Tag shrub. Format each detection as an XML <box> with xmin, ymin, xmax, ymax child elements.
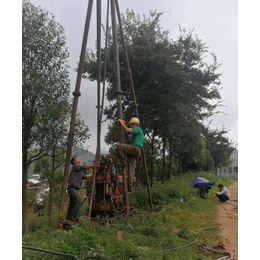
<box><xmin>23</xmin><ymin>172</ymin><xmax>233</xmax><ymax>259</ymax></box>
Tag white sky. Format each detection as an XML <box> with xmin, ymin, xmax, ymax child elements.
<box><xmin>26</xmin><ymin>0</ymin><xmax>238</xmax><ymax>154</ymax></box>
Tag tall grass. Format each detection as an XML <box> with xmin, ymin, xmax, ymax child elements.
<box><xmin>23</xmin><ymin>172</ymin><xmax>236</xmax><ymax>259</ymax></box>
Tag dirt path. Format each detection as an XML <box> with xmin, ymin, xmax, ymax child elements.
<box><xmin>214</xmin><ymin>182</ymin><xmax>238</xmax><ymax>259</ymax></box>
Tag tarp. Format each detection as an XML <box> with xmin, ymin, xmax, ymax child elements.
<box><xmin>190</xmin><ymin>177</ymin><xmax>215</xmax><ymax>187</ymax></box>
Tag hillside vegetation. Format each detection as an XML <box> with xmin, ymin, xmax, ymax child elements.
<box><xmin>22</xmin><ymin>172</ymin><xmax>236</xmax><ymax>260</ymax></box>
<box><xmin>22</xmin><ymin>1</ymin><xmax>236</xmax><ymax>236</ymax></box>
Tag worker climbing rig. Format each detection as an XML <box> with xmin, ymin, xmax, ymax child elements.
<box><xmin>58</xmin><ymin>0</ymin><xmax>153</xmax><ymax>227</ymax></box>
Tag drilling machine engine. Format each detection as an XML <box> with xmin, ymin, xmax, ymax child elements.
<box><xmin>87</xmin><ymin>158</ymin><xmax>126</xmax><ymax>218</ymax></box>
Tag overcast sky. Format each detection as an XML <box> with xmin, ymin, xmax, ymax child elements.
<box><xmin>29</xmin><ymin>0</ymin><xmax>238</xmax><ymax>154</ymax></box>
<box><xmin>5</xmin><ymin>1</ymin><xmax>260</xmax><ymax>255</ymax></box>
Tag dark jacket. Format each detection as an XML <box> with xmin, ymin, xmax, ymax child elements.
<box><xmin>67</xmin><ymin>165</ymin><xmax>87</xmax><ymax>189</ymax></box>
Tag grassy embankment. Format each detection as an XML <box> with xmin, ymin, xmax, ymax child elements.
<box><xmin>22</xmin><ymin>172</ymin><xmax>237</xmax><ymax>260</ymax></box>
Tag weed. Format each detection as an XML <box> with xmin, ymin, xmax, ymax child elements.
<box><xmin>177</xmin><ymin>225</ymin><xmax>190</xmax><ymax>238</ymax></box>
<box><xmin>23</xmin><ymin>172</ymin><xmax>234</xmax><ymax>259</ymax></box>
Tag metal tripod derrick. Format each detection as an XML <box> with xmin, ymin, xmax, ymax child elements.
<box><xmin>58</xmin><ymin>0</ymin><xmax>153</xmax><ymax>224</ymax></box>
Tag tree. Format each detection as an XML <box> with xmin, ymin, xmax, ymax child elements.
<box><xmin>203</xmin><ymin>127</ymin><xmax>236</xmax><ymax>173</ymax></box>
<box><xmin>33</xmin><ymin>155</ymin><xmax>63</xmax><ymax>222</ymax></box>
<box><xmin>33</xmin><ymin>114</ymin><xmax>90</xmax><ymax>225</ymax></box>
<box><xmin>82</xmin><ymin>9</ymin><xmax>231</xmax><ymax>179</ymax></box>
<box><xmin>23</xmin><ymin>0</ymin><xmax>70</xmax><ymax>234</ymax></box>
<box><xmin>183</xmin><ymin>139</ymin><xmax>214</xmax><ymax>172</ymax></box>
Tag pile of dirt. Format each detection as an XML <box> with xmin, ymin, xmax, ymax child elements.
<box><xmin>214</xmin><ymin>182</ymin><xmax>238</xmax><ymax>259</ymax></box>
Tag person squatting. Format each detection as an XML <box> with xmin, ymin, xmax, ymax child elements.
<box><xmin>212</xmin><ymin>184</ymin><xmax>230</xmax><ymax>202</ymax></box>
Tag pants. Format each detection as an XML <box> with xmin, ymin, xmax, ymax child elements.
<box><xmin>216</xmin><ymin>193</ymin><xmax>229</xmax><ymax>202</ymax></box>
<box><xmin>116</xmin><ymin>143</ymin><xmax>141</xmax><ymax>187</ymax></box>
<box><xmin>66</xmin><ymin>187</ymin><xmax>82</xmax><ymax>220</ymax></box>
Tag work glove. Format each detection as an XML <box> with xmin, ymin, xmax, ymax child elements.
<box><xmin>95</xmin><ymin>161</ymin><xmax>100</xmax><ymax>167</ymax></box>
<box><xmin>117</xmin><ymin>119</ymin><xmax>126</xmax><ymax>126</ymax></box>
<box><xmin>88</xmin><ymin>162</ymin><xmax>100</xmax><ymax>168</ymax></box>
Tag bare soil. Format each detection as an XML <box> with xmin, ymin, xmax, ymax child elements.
<box><xmin>214</xmin><ymin>182</ymin><xmax>238</xmax><ymax>259</ymax></box>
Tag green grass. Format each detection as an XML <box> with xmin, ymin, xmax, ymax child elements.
<box><xmin>23</xmin><ymin>172</ymin><xmax>237</xmax><ymax>259</ymax></box>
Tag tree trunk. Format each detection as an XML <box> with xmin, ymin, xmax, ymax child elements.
<box><xmin>161</xmin><ymin>138</ymin><xmax>165</xmax><ymax>184</ymax></box>
<box><xmin>168</xmin><ymin>146</ymin><xmax>172</xmax><ymax>179</ymax></box>
<box><xmin>22</xmin><ymin>148</ymin><xmax>29</xmax><ymax>235</ymax></box>
<box><xmin>177</xmin><ymin>154</ymin><xmax>182</xmax><ymax>176</ymax></box>
<box><xmin>48</xmin><ymin>148</ymin><xmax>56</xmax><ymax>226</ymax></box>
<box><xmin>150</xmin><ymin>133</ymin><xmax>155</xmax><ymax>187</ymax></box>
<box><xmin>182</xmin><ymin>155</ymin><xmax>187</xmax><ymax>173</ymax></box>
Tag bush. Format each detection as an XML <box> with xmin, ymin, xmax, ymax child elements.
<box><xmin>23</xmin><ymin>172</ymin><xmax>234</xmax><ymax>259</ymax></box>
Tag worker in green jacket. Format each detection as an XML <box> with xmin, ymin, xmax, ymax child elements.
<box><xmin>117</xmin><ymin>117</ymin><xmax>144</xmax><ymax>192</ymax></box>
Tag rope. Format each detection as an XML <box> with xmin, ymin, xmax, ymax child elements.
<box><xmin>161</xmin><ymin>236</ymin><xmax>198</xmax><ymax>252</ymax></box>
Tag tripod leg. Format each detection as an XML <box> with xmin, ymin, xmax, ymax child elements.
<box><xmin>122</xmin><ymin>165</ymin><xmax>129</xmax><ymax>221</ymax></box>
<box><xmin>81</xmin><ymin>196</ymin><xmax>88</xmax><ymax>205</ymax></box>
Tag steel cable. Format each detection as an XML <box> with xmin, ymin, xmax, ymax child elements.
<box><xmin>23</xmin><ymin>236</ymin><xmax>198</xmax><ymax>258</ymax></box>
<box><xmin>161</xmin><ymin>236</ymin><xmax>198</xmax><ymax>252</ymax></box>
<box><xmin>22</xmin><ymin>245</ymin><xmax>100</xmax><ymax>259</ymax></box>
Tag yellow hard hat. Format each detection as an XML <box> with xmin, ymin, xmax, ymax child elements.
<box><xmin>129</xmin><ymin>117</ymin><xmax>140</xmax><ymax>125</ymax></box>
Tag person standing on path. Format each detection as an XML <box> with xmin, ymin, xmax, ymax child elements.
<box><xmin>116</xmin><ymin>117</ymin><xmax>144</xmax><ymax>192</ymax></box>
<box><xmin>66</xmin><ymin>157</ymin><xmax>98</xmax><ymax>221</ymax></box>
<box><xmin>212</xmin><ymin>184</ymin><xmax>230</xmax><ymax>202</ymax></box>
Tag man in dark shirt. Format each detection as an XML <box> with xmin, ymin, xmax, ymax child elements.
<box><xmin>66</xmin><ymin>157</ymin><xmax>96</xmax><ymax>221</ymax></box>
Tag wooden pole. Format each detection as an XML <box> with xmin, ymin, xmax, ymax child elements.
<box><xmin>110</xmin><ymin>0</ymin><xmax>129</xmax><ymax>221</ymax></box>
<box><xmin>88</xmin><ymin>0</ymin><xmax>102</xmax><ymax>221</ymax></box>
<box><xmin>58</xmin><ymin>0</ymin><xmax>94</xmax><ymax>220</ymax></box>
<box><xmin>115</xmin><ymin>0</ymin><xmax>153</xmax><ymax>211</ymax></box>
